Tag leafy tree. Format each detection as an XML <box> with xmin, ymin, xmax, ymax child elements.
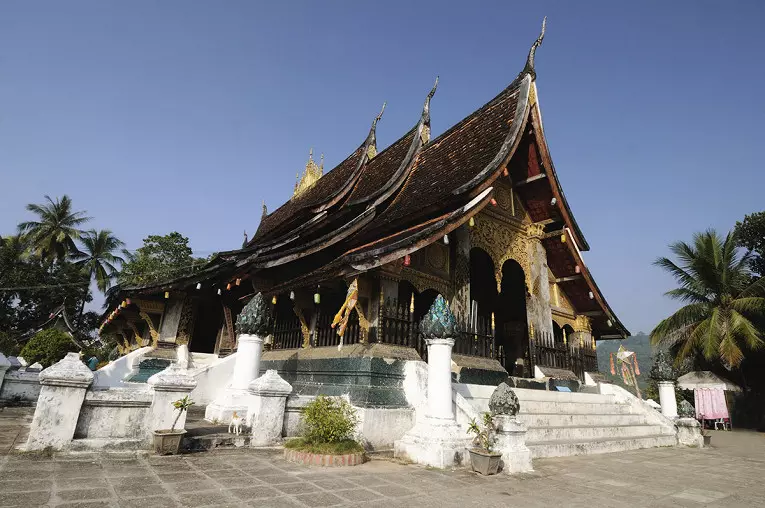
<box><xmin>70</xmin><ymin>229</ymin><xmax>126</xmax><ymax>324</ymax></box>
<box><xmin>0</xmin><ymin>330</ymin><xmax>20</xmax><ymax>357</ymax></box>
<box><xmin>17</xmin><ymin>195</ymin><xmax>90</xmax><ymax>263</ymax></box>
<box><xmin>735</xmin><ymin>211</ymin><xmax>765</xmax><ymax>278</ymax></box>
<box><xmin>651</xmin><ymin>229</ymin><xmax>765</xmax><ymax>369</ymax></box>
<box><xmin>19</xmin><ymin>328</ymin><xmax>78</xmax><ymax>367</ymax></box>
<box><xmin>118</xmin><ymin>232</ymin><xmax>205</xmax><ymax>287</ymax></box>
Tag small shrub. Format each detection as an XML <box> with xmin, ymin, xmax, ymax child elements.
<box><xmin>0</xmin><ymin>330</ymin><xmax>21</xmax><ymax>357</ymax></box>
<box><xmin>467</xmin><ymin>412</ymin><xmax>496</xmax><ymax>452</ymax></box>
<box><xmin>19</xmin><ymin>329</ymin><xmax>77</xmax><ymax>367</ymax></box>
<box><xmin>284</xmin><ymin>437</ymin><xmax>364</xmax><ymax>454</ymax></box>
<box><xmin>300</xmin><ymin>395</ymin><xmax>358</xmax><ymax>444</ymax></box>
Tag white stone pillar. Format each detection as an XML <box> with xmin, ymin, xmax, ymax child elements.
<box><xmin>394</xmin><ymin>295</ymin><xmax>471</xmax><ymax>468</ymax></box>
<box><xmin>0</xmin><ymin>353</ymin><xmax>10</xmax><ymax>395</ymax></box>
<box><xmin>247</xmin><ymin>369</ymin><xmax>292</xmax><ymax>446</ymax></box>
<box><xmin>658</xmin><ymin>380</ymin><xmax>678</xmax><ymax>419</ymax></box>
<box><xmin>148</xmin><ymin>365</ymin><xmax>197</xmax><ymax>435</ymax></box>
<box><xmin>426</xmin><ymin>337</ymin><xmax>455</xmax><ymax>420</ymax></box>
<box><xmin>25</xmin><ymin>353</ymin><xmax>94</xmax><ymax>451</ymax></box>
<box><xmin>231</xmin><ymin>334</ymin><xmax>264</xmax><ymax>390</ymax></box>
<box><xmin>493</xmin><ymin>415</ymin><xmax>533</xmax><ymax>473</ymax></box>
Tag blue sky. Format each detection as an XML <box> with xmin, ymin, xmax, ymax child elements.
<box><xmin>1</xmin><ymin>1</ymin><xmax>764</xmax><ymax>333</ymax></box>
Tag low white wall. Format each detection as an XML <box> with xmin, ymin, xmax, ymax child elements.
<box><xmin>598</xmin><ymin>383</ymin><xmax>678</xmax><ymax>436</ymax></box>
<box><xmin>190</xmin><ymin>353</ymin><xmax>237</xmax><ymax>405</ymax></box>
<box><xmin>0</xmin><ymin>370</ymin><xmax>41</xmax><ymax>403</ymax></box>
<box><xmin>356</xmin><ymin>407</ymin><xmax>415</xmax><ymax>450</ymax></box>
<box><xmin>93</xmin><ymin>347</ymin><xmax>153</xmax><ymax>387</ymax></box>
<box><xmin>283</xmin><ymin>394</ymin><xmax>314</xmax><ymax>438</ymax></box>
<box><xmin>74</xmin><ymin>388</ymin><xmax>152</xmax><ymax>440</ymax></box>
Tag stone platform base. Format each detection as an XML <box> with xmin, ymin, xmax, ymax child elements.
<box><xmin>204</xmin><ymin>388</ymin><xmax>251</xmax><ymax>424</ymax></box>
<box><xmin>394</xmin><ymin>417</ymin><xmax>470</xmax><ymax>468</ymax></box>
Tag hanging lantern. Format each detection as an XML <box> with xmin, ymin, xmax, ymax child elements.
<box><xmin>561</xmin><ymin>234</ymin><xmax>566</xmax><ymax>243</ymax></box>
<box><xmin>607</xmin><ymin>319</ymin><xmax>613</xmax><ymax>327</ymax></box>
<box><xmin>469</xmin><ymin>217</ymin><xmax>475</xmax><ymax>227</ymax></box>
<box><xmin>226</xmin><ymin>283</ymin><xmax>232</xmax><ymax>291</ymax></box>
<box><xmin>443</xmin><ymin>234</ymin><xmax>449</xmax><ymax>245</ymax></box>
<box><xmin>164</xmin><ymin>291</ymin><xmax>170</xmax><ymax>299</ymax></box>
<box><xmin>217</xmin><ymin>288</ymin><xmax>222</xmax><ymax>295</ymax></box>
<box><xmin>196</xmin><ymin>283</ymin><xmax>202</xmax><ymax>290</ymax></box>
<box><xmin>502</xmin><ymin>168</ymin><xmax>509</xmax><ymax>177</ymax></box>
<box><xmin>403</xmin><ymin>254</ymin><xmax>411</xmax><ymax>267</ymax></box>
<box><xmin>121</xmin><ymin>301</ymin><xmax>127</xmax><ymax>308</ymax></box>
<box><xmin>289</xmin><ymin>290</ymin><xmax>295</xmax><ymax>301</ymax></box>
<box><xmin>490</xmin><ymin>198</ymin><xmax>497</xmax><ymax>207</ymax></box>
<box><xmin>410</xmin><ymin>293</ymin><xmax>415</xmax><ymax>313</ymax></box>
<box><xmin>575</xmin><ymin>265</ymin><xmax>581</xmax><ymax>274</ymax></box>
<box><xmin>236</xmin><ymin>278</ymin><xmax>241</xmax><ymax>286</ymax></box>
<box><xmin>272</xmin><ymin>295</ymin><xmax>277</xmax><ymax>305</ymax></box>
<box><xmin>588</xmin><ymin>291</ymin><xmax>594</xmax><ymax>300</ymax></box>
<box><xmin>551</xmin><ymin>197</ymin><xmax>557</xmax><ymax>206</ymax></box>
<box><xmin>314</xmin><ymin>289</ymin><xmax>321</xmax><ymax>305</ymax></box>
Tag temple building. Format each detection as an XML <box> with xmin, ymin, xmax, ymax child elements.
<box><xmin>101</xmin><ymin>22</ymin><xmax>629</xmax><ymax>406</ymax></box>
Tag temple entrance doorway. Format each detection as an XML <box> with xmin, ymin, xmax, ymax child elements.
<box><xmin>497</xmin><ymin>259</ymin><xmax>528</xmax><ymax>376</ymax></box>
<box><xmin>189</xmin><ymin>300</ymin><xmax>222</xmax><ymax>353</ymax></box>
<box><xmin>397</xmin><ymin>281</ymin><xmax>439</xmax><ymax>322</ymax></box>
<box><xmin>469</xmin><ymin>247</ymin><xmax>500</xmax><ymax>361</ymax></box>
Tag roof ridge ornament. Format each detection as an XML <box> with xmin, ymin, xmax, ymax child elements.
<box><xmin>293</xmin><ymin>147</ymin><xmax>324</xmax><ymax>198</ymax></box>
<box><xmin>523</xmin><ymin>16</ymin><xmax>546</xmax><ymax>80</ymax></box>
<box><xmin>420</xmin><ymin>76</ymin><xmax>439</xmax><ymax>144</ymax></box>
<box><xmin>366</xmin><ymin>102</ymin><xmax>387</xmax><ymax>160</ymax></box>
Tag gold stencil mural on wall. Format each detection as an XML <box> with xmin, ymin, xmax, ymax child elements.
<box><xmin>470</xmin><ymin>212</ymin><xmax>531</xmax><ymax>292</ymax></box>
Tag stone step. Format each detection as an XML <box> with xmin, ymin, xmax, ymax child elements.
<box><xmin>527</xmin><ymin>434</ymin><xmax>677</xmax><ymax>458</ymax></box>
<box><xmin>513</xmin><ymin>388</ymin><xmax>616</xmax><ymax>404</ymax></box>
<box><xmin>182</xmin><ymin>431</ymin><xmax>251</xmax><ymax>451</ymax></box>
<box><xmin>526</xmin><ymin>424</ymin><xmax>670</xmax><ymax>442</ymax></box>
<box><xmin>519</xmin><ymin>400</ymin><xmax>633</xmax><ymax>415</ymax></box>
<box><xmin>517</xmin><ymin>413</ymin><xmax>648</xmax><ymax>428</ymax></box>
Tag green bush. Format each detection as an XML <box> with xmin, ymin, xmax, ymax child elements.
<box><xmin>0</xmin><ymin>330</ymin><xmax>21</xmax><ymax>357</ymax></box>
<box><xmin>19</xmin><ymin>329</ymin><xmax>78</xmax><ymax>367</ymax></box>
<box><xmin>284</xmin><ymin>437</ymin><xmax>364</xmax><ymax>454</ymax></box>
<box><xmin>300</xmin><ymin>395</ymin><xmax>358</xmax><ymax>444</ymax></box>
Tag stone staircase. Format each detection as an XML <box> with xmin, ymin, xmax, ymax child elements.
<box><xmin>454</xmin><ymin>384</ymin><xmax>677</xmax><ymax>459</ymax></box>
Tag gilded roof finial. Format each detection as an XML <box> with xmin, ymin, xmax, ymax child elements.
<box><xmin>523</xmin><ymin>17</ymin><xmax>546</xmax><ymax>80</ymax></box>
<box><xmin>420</xmin><ymin>76</ymin><xmax>439</xmax><ymax>144</ymax></box>
<box><xmin>293</xmin><ymin>147</ymin><xmax>324</xmax><ymax>198</ymax></box>
<box><xmin>366</xmin><ymin>102</ymin><xmax>387</xmax><ymax>160</ymax></box>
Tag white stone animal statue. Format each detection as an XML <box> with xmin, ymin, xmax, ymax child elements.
<box><xmin>229</xmin><ymin>412</ymin><xmax>244</xmax><ymax>436</ymax></box>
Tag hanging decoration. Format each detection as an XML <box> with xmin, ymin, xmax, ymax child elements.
<box><xmin>331</xmin><ymin>278</ymin><xmax>359</xmax><ymax>350</ymax></box>
<box><xmin>490</xmin><ymin>198</ymin><xmax>498</xmax><ymax>207</ymax></box>
<box><xmin>217</xmin><ymin>288</ymin><xmax>222</xmax><ymax>295</ymax></box>
<box><xmin>443</xmin><ymin>234</ymin><xmax>449</xmax><ymax>245</ymax></box>
<box><xmin>502</xmin><ymin>168</ymin><xmax>509</xmax><ymax>177</ymax></box>
<box><xmin>614</xmin><ymin>345</ymin><xmax>642</xmax><ymax>398</ymax></box>
<box><xmin>164</xmin><ymin>291</ymin><xmax>170</xmax><ymax>299</ymax></box>
<box><xmin>272</xmin><ymin>295</ymin><xmax>277</xmax><ymax>305</ymax></box>
<box><xmin>196</xmin><ymin>283</ymin><xmax>202</xmax><ymax>290</ymax></box>
<box><xmin>236</xmin><ymin>278</ymin><xmax>241</xmax><ymax>286</ymax></box>
<box><xmin>610</xmin><ymin>353</ymin><xmax>616</xmax><ymax>375</ymax></box>
<box><xmin>403</xmin><ymin>254</ymin><xmax>411</xmax><ymax>266</ymax></box>
<box><xmin>633</xmin><ymin>355</ymin><xmax>641</xmax><ymax>376</ymax></box>
<box><xmin>469</xmin><ymin>217</ymin><xmax>475</xmax><ymax>227</ymax></box>
<box><xmin>289</xmin><ymin>290</ymin><xmax>295</xmax><ymax>301</ymax></box>
<box><xmin>226</xmin><ymin>283</ymin><xmax>232</xmax><ymax>291</ymax></box>
<box><xmin>314</xmin><ymin>285</ymin><xmax>321</xmax><ymax>304</ymax></box>
<box><xmin>409</xmin><ymin>293</ymin><xmax>415</xmax><ymax>313</ymax></box>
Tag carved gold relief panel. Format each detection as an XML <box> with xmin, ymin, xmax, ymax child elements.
<box><xmin>469</xmin><ymin>212</ymin><xmax>531</xmax><ymax>292</ymax></box>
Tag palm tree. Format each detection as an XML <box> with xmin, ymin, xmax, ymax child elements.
<box><xmin>0</xmin><ymin>235</ymin><xmax>27</xmax><ymax>281</ymax></box>
<box><xmin>651</xmin><ymin>229</ymin><xmax>765</xmax><ymax>369</ymax></box>
<box><xmin>17</xmin><ymin>195</ymin><xmax>90</xmax><ymax>263</ymax></box>
<box><xmin>71</xmin><ymin>229</ymin><xmax>126</xmax><ymax>322</ymax></box>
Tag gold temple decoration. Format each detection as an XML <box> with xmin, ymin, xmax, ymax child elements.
<box><xmin>138</xmin><ymin>311</ymin><xmax>160</xmax><ymax>347</ymax></box>
<box><xmin>469</xmin><ymin>213</ymin><xmax>532</xmax><ymax>292</ymax></box>
<box><xmin>526</xmin><ymin>222</ymin><xmax>545</xmax><ymax>240</ymax></box>
<box><xmin>574</xmin><ymin>315</ymin><xmax>592</xmax><ymax>333</ymax></box>
<box><xmin>293</xmin><ymin>148</ymin><xmax>324</xmax><ymax>198</ymax></box>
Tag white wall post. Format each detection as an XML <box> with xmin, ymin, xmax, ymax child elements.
<box><xmin>231</xmin><ymin>334</ymin><xmax>264</xmax><ymax>390</ymax></box>
<box><xmin>426</xmin><ymin>337</ymin><xmax>456</xmax><ymax>420</ymax></box>
<box><xmin>658</xmin><ymin>380</ymin><xmax>678</xmax><ymax>419</ymax></box>
<box><xmin>0</xmin><ymin>353</ymin><xmax>10</xmax><ymax>395</ymax></box>
<box><xmin>25</xmin><ymin>353</ymin><xmax>94</xmax><ymax>451</ymax></box>
<box><xmin>148</xmin><ymin>365</ymin><xmax>197</xmax><ymax>434</ymax></box>
<box><xmin>247</xmin><ymin>369</ymin><xmax>292</xmax><ymax>446</ymax></box>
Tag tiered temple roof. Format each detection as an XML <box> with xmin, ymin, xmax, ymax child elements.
<box><xmin>115</xmin><ymin>20</ymin><xmax>629</xmax><ymax>339</ymax></box>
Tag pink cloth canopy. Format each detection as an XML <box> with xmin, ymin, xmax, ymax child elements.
<box><xmin>694</xmin><ymin>388</ymin><xmax>729</xmax><ymax>420</ymax></box>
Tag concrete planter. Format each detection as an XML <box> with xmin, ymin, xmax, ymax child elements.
<box><xmin>703</xmin><ymin>435</ymin><xmax>712</xmax><ymax>447</ymax></box>
<box><xmin>469</xmin><ymin>448</ymin><xmax>501</xmax><ymax>475</ymax></box>
<box><xmin>153</xmin><ymin>429</ymin><xmax>186</xmax><ymax>455</ymax></box>
<box><xmin>284</xmin><ymin>448</ymin><xmax>365</xmax><ymax>467</ymax></box>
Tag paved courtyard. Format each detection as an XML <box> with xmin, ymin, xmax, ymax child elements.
<box><xmin>0</xmin><ymin>427</ymin><xmax>763</xmax><ymax>508</ymax></box>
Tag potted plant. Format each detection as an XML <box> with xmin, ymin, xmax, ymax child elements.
<box><xmin>153</xmin><ymin>395</ymin><xmax>194</xmax><ymax>455</ymax></box>
<box><xmin>467</xmin><ymin>412</ymin><xmax>502</xmax><ymax>475</ymax></box>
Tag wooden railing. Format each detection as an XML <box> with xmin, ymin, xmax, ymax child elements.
<box><xmin>527</xmin><ymin>332</ymin><xmax>598</xmax><ymax>381</ymax></box>
<box><xmin>313</xmin><ymin>308</ymin><xmax>361</xmax><ymax>348</ymax></box>
<box><xmin>272</xmin><ymin>310</ymin><xmax>303</xmax><ymax>350</ymax></box>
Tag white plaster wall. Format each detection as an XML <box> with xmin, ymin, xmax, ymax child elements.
<box><xmin>526</xmin><ymin>240</ymin><xmax>553</xmax><ymax>336</ymax></box>
<box><xmin>93</xmin><ymin>347</ymin><xmax>153</xmax><ymax>387</ymax></box>
<box><xmin>356</xmin><ymin>407</ymin><xmax>415</xmax><ymax>450</ymax></box>
<box><xmin>402</xmin><ymin>360</ymin><xmax>428</xmax><ymax>423</ymax></box>
<box><xmin>190</xmin><ymin>353</ymin><xmax>237</xmax><ymax>405</ymax></box>
<box><xmin>598</xmin><ymin>383</ymin><xmax>678</xmax><ymax>436</ymax></box>
<box><xmin>283</xmin><ymin>394</ymin><xmax>314</xmax><ymax>437</ymax></box>
<box><xmin>74</xmin><ymin>388</ymin><xmax>153</xmax><ymax>440</ymax></box>
<box><xmin>0</xmin><ymin>370</ymin><xmax>41</xmax><ymax>402</ymax></box>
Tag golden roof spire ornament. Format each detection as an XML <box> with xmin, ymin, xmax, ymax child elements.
<box><xmin>366</xmin><ymin>102</ymin><xmax>386</xmax><ymax>160</ymax></box>
<box><xmin>293</xmin><ymin>147</ymin><xmax>324</xmax><ymax>198</ymax></box>
<box><xmin>522</xmin><ymin>16</ymin><xmax>546</xmax><ymax>80</ymax></box>
<box><xmin>419</xmin><ymin>76</ymin><xmax>439</xmax><ymax>144</ymax></box>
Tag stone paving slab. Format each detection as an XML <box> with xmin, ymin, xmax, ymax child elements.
<box><xmin>0</xmin><ymin>430</ymin><xmax>763</xmax><ymax>507</ymax></box>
